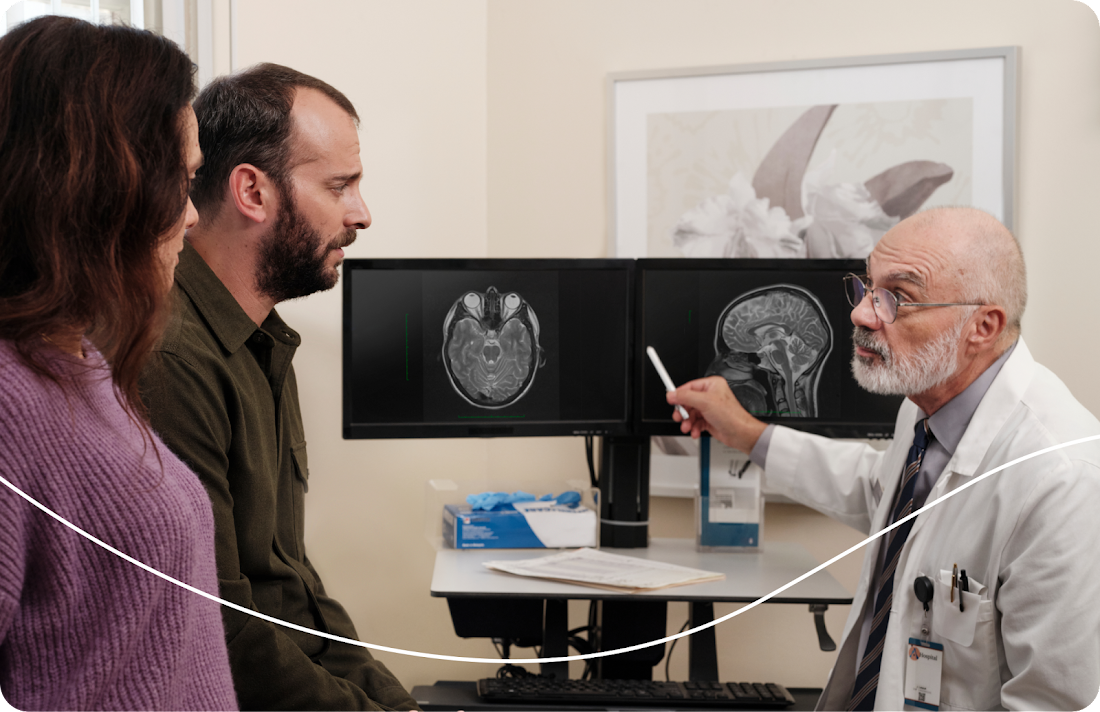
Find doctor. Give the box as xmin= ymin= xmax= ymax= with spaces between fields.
xmin=669 ymin=207 xmax=1100 ymax=711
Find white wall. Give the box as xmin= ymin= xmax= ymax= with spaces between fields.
xmin=233 ymin=0 xmax=1100 ymax=691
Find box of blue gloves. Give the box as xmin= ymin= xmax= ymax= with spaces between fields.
xmin=441 ymin=488 xmax=598 ymax=549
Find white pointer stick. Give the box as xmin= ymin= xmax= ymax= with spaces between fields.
xmin=646 ymin=346 xmax=690 ymax=421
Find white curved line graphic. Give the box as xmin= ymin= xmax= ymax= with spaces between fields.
xmin=1 ymin=433 xmax=1097 ymax=665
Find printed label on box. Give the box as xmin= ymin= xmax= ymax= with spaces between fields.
xmin=443 ymin=502 xmax=597 ymax=549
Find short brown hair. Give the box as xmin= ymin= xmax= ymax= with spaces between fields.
xmin=0 ymin=16 xmax=196 ymax=417
xmin=189 ymin=63 xmax=358 ymax=216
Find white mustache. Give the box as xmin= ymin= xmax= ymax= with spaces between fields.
xmin=853 ymin=327 xmax=888 ymax=360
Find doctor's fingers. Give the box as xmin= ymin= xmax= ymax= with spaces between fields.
xmin=672 ymin=377 xmax=742 ymax=418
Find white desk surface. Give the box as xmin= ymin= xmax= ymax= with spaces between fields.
xmin=431 ymin=538 xmax=851 ymax=604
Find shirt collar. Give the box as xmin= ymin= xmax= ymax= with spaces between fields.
xmin=174 ymin=241 xmax=299 ymax=353
xmin=922 ymin=340 xmax=1018 ymax=456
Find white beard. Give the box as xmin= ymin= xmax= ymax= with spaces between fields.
xmin=850 ymin=314 xmax=968 ymax=396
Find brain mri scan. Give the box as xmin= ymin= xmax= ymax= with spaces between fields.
xmin=442 ymin=286 xmax=545 ymax=408
xmin=705 ymin=285 xmax=833 ymax=418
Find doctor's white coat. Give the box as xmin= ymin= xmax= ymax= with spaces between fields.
xmin=765 ymin=340 xmax=1100 ymax=711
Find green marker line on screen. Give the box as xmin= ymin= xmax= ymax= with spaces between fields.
xmin=405 ymin=314 xmax=409 ymax=381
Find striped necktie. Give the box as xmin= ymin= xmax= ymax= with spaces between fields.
xmin=849 ymin=418 xmax=932 ymax=711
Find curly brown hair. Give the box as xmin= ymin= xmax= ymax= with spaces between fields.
xmin=0 ymin=16 xmax=196 ymax=422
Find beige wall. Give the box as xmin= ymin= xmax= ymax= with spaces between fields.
xmin=235 ymin=0 xmax=494 ymax=689
xmin=233 ymin=0 xmax=1100 ymax=692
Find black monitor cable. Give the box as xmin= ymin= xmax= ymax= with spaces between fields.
xmin=494 ymin=662 xmax=532 ymax=679
xmin=493 ymin=638 xmax=543 ymax=679
xmin=664 ymin=619 xmax=691 ymax=681
xmin=584 ymin=435 xmax=597 ymax=488
xmin=570 ymin=600 xmax=600 ymax=680
xmin=493 ymin=609 xmax=599 ymax=681
xmin=567 ymin=625 xmax=595 ymax=681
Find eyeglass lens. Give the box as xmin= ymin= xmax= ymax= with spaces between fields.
xmin=844 ymin=275 xmax=863 ymax=308
xmin=845 ymin=275 xmax=897 ymax=323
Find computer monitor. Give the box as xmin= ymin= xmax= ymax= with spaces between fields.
xmin=635 ymin=259 xmax=904 ymax=439
xmin=343 ymin=258 xmax=635 ymax=439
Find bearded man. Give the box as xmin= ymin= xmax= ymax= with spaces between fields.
xmin=668 ymin=207 xmax=1100 ymax=711
xmin=140 ymin=64 xmax=419 ymax=711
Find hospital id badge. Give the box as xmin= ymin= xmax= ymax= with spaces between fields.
xmin=904 ymin=638 xmax=943 ymax=710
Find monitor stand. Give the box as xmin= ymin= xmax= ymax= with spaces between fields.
xmin=598 ymin=435 xmax=650 ymax=548
xmin=596 ymin=436 xmax=666 ymax=677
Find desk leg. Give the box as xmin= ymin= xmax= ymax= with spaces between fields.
xmin=688 ymin=601 xmax=719 ymax=682
xmin=809 ymin=604 xmax=837 ymax=651
xmin=540 ymin=599 xmax=569 ymax=679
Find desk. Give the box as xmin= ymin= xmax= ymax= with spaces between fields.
xmin=411 ymin=680 xmax=825 ymax=711
xmin=431 ymin=539 xmax=851 ymax=680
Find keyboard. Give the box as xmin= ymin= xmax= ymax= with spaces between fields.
xmin=477 ymin=677 xmax=796 ymax=708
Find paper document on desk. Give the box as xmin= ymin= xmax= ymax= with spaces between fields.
xmin=483 ymin=548 xmax=724 ymax=593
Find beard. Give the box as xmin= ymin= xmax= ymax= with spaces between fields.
xmin=850 ymin=313 xmax=969 ymax=397
xmin=255 ymin=186 xmax=357 ymax=304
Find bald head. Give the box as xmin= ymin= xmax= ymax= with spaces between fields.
xmin=875 ymin=206 xmax=1026 ymax=347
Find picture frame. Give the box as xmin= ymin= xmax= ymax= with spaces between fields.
xmin=607 ymin=47 xmax=1017 ymax=259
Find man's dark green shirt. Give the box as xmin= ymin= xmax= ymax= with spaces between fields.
xmin=142 ymin=242 xmax=418 ymax=711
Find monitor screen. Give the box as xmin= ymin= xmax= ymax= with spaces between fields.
xmin=343 ymin=259 xmax=635 ymax=438
xmin=635 ymin=259 xmax=904 ymax=439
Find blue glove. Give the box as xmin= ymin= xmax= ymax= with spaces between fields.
xmin=466 ymin=491 xmax=506 ymax=510
xmin=466 ymin=490 xmax=536 ymax=511
xmin=467 ymin=489 xmax=582 ymax=510
xmin=555 ymin=490 xmax=581 ymax=506
xmin=510 ymin=491 xmax=536 ymax=504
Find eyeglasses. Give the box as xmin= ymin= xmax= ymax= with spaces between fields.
xmin=843 ymin=273 xmax=983 ymax=324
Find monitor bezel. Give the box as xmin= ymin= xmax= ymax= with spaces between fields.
xmin=633 ymin=257 xmax=903 ymax=440
xmin=342 ymin=257 xmax=637 ymax=439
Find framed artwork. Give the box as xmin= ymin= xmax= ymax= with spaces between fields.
xmin=608 ymin=48 xmax=1017 ymax=495
xmin=607 ymin=47 xmax=1017 ymax=260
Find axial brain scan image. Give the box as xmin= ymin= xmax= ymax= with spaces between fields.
xmin=442 ymin=286 xmax=545 ymax=408
xmin=706 ymin=285 xmax=833 ymax=417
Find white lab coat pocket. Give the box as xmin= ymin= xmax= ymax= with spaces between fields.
xmin=932 ymin=570 xmax=985 ymax=646
xmin=931 ymin=570 xmax=999 ymax=711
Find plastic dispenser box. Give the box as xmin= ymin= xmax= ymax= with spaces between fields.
xmin=696 ymin=435 xmax=763 ymax=551
xmin=426 ymin=478 xmax=599 ymax=550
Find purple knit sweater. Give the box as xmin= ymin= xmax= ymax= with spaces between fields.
xmin=0 ymin=340 xmax=237 ymax=711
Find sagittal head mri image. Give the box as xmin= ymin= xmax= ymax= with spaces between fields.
xmin=705 ymin=285 xmax=833 ymax=417
xmin=442 ymin=286 xmax=546 ymax=408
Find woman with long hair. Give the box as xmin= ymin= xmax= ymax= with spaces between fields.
xmin=0 ymin=16 xmax=237 ymax=710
